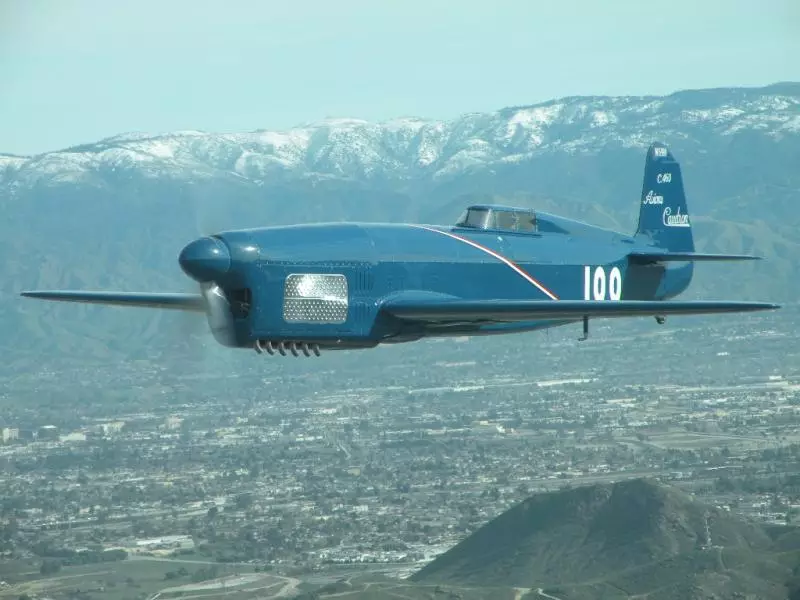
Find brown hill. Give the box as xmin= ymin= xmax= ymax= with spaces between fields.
xmin=411 ymin=478 xmax=800 ymax=600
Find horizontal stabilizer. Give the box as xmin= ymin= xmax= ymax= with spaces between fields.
xmin=629 ymin=251 xmax=762 ymax=263
xmin=383 ymin=297 xmax=779 ymax=325
xmin=20 ymin=290 xmax=205 ymax=312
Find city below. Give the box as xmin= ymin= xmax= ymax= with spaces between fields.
xmin=1 ymin=305 xmax=798 ymax=598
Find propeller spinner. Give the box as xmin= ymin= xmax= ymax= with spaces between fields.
xmin=178 ymin=236 xmax=231 ymax=283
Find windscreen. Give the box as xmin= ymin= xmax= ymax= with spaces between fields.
xmin=456 ymin=208 xmax=491 ymax=229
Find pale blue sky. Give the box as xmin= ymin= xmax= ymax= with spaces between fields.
xmin=1 ymin=0 xmax=797 ymax=155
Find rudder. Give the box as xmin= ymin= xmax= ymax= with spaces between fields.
xmin=634 ymin=142 xmax=694 ymax=253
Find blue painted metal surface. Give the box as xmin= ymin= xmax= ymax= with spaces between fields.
xmin=20 ymin=143 xmax=780 ymax=356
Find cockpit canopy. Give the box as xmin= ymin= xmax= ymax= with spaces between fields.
xmin=455 ymin=205 xmax=538 ymax=233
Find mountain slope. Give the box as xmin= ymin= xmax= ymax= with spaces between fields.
xmin=1 ymin=83 xmax=798 ymax=359
xmin=411 ymin=478 xmax=800 ymax=600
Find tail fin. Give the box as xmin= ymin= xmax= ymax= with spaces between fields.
xmin=634 ymin=142 xmax=694 ymax=253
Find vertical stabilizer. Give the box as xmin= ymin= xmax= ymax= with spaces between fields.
xmin=634 ymin=142 xmax=694 ymax=253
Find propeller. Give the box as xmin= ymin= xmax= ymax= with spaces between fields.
xmin=199 ymin=281 xmax=237 ymax=347
xmin=178 ymin=235 xmax=239 ymax=348
xmin=169 ymin=193 xmax=246 ymax=359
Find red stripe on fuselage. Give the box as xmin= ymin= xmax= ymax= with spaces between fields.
xmin=411 ymin=225 xmax=559 ymax=300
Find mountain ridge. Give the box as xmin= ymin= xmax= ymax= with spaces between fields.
xmin=2 ymin=82 xmax=797 ymax=188
xmin=9 ymin=81 xmax=800 ymax=156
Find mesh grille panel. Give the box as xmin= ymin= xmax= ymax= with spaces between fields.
xmin=283 ymin=274 xmax=348 ymax=324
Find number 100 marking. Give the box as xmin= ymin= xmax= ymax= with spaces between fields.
xmin=583 ymin=266 xmax=622 ymax=301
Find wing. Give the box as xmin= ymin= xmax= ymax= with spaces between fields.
xmin=629 ymin=251 xmax=762 ymax=263
xmin=20 ymin=290 xmax=205 ymax=312
xmin=382 ymin=296 xmax=779 ymax=325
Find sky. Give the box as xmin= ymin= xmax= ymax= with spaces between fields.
xmin=1 ymin=0 xmax=798 ymax=155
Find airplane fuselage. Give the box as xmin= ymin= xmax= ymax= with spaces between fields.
xmin=215 ymin=212 xmax=693 ymax=350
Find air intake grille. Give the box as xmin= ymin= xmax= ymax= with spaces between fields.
xmin=283 ymin=274 xmax=348 ymax=324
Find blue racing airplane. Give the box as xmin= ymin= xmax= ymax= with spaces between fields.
xmin=22 ymin=142 xmax=779 ymax=357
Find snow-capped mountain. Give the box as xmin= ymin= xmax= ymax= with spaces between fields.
xmin=2 ymin=82 xmax=798 ymax=189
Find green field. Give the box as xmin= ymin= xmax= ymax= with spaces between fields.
xmin=0 ymin=557 xmax=302 ymax=600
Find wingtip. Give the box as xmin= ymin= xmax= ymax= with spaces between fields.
xmin=756 ymin=302 xmax=781 ymax=311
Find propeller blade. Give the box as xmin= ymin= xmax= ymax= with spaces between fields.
xmin=200 ymin=282 xmax=237 ymax=347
